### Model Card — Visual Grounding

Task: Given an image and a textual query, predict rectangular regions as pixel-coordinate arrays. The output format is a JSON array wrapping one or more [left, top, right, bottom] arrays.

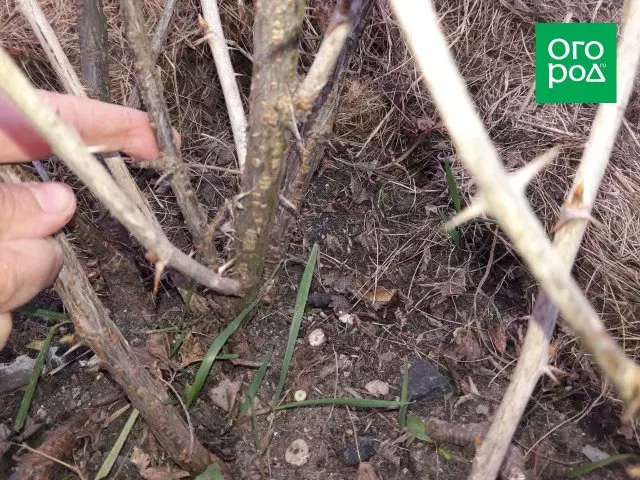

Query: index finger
[[0, 90, 165, 163]]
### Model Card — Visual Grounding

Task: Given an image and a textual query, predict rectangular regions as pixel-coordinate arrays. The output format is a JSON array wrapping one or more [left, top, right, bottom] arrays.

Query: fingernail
[[28, 183, 75, 215]]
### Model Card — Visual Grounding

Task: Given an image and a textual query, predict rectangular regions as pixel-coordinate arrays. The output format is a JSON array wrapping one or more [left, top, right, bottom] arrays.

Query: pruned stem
[[0, 46, 239, 295], [17, 0, 162, 232], [234, 0, 305, 291], [468, 3, 640, 479], [391, 0, 640, 453], [0, 165, 229, 476], [200, 0, 248, 170], [120, 0, 208, 246]]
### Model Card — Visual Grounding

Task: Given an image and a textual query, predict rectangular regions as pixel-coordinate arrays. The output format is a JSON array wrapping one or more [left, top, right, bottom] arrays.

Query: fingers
[[0, 313, 11, 351], [0, 238, 63, 314], [0, 183, 76, 240], [0, 90, 174, 163]]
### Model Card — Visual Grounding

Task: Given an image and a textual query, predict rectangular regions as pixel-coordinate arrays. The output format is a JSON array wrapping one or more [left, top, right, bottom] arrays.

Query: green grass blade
[[195, 463, 225, 480], [184, 293, 263, 408], [15, 321, 69, 431], [398, 362, 409, 427], [15, 306, 69, 322], [443, 161, 461, 213], [565, 453, 636, 478], [95, 408, 139, 480], [273, 397, 407, 411], [273, 244, 318, 404], [170, 330, 187, 358], [407, 414, 431, 442], [241, 346, 273, 415], [170, 281, 195, 358]]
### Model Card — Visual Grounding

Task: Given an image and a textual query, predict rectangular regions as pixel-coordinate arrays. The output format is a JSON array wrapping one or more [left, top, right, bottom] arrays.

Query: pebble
[[307, 329, 326, 347], [343, 436, 376, 465], [365, 380, 390, 397], [294, 390, 307, 402], [285, 439, 310, 466], [407, 359, 453, 402]]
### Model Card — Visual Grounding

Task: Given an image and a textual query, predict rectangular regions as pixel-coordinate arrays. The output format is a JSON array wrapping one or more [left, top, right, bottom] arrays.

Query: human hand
[[0, 90, 164, 349]]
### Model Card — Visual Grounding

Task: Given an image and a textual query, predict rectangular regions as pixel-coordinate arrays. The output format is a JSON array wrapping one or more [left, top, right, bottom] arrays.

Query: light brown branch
[[126, 0, 180, 109], [0, 46, 239, 295], [16, 0, 162, 232], [200, 0, 248, 170], [468, 4, 640, 479], [293, 1, 353, 114], [234, 0, 305, 291], [391, 0, 640, 463], [120, 0, 208, 246]]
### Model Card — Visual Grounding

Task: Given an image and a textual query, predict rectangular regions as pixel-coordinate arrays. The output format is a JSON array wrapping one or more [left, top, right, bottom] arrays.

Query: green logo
[[535, 23, 617, 104]]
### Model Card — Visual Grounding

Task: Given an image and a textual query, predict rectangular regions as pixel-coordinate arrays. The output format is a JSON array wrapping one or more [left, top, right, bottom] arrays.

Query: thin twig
[[200, 0, 248, 170], [120, 0, 208, 247], [13, 442, 87, 480], [468, 3, 640, 479], [0, 47, 239, 295], [126, 0, 180, 109], [391, 0, 640, 447], [16, 0, 162, 231], [293, 1, 354, 114]]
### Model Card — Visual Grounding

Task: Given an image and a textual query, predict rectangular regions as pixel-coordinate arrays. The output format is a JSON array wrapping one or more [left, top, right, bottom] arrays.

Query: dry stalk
[[293, 1, 354, 114], [0, 165, 229, 476], [234, 0, 305, 291], [17, 0, 161, 231], [468, 3, 640, 479], [200, 0, 248, 171], [0, 46, 239, 295], [120, 0, 208, 246], [390, 0, 640, 451]]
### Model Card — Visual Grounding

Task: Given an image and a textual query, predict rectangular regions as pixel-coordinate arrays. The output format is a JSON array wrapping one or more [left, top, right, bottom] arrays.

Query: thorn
[[153, 260, 168, 296], [511, 146, 560, 191], [444, 198, 486, 230], [552, 207, 605, 233], [540, 365, 566, 385]]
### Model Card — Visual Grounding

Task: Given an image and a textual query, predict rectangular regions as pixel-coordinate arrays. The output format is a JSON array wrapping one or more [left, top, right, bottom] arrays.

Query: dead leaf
[[627, 464, 640, 478], [355, 232, 376, 253], [446, 329, 483, 362], [617, 422, 635, 441], [131, 446, 189, 480], [146, 333, 171, 362], [179, 333, 207, 367], [208, 376, 242, 412], [361, 285, 397, 310], [488, 325, 507, 354], [356, 462, 380, 480]]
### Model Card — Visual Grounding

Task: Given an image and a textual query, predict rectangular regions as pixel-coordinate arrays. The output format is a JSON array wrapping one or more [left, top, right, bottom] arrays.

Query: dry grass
[[1, 0, 639, 406]]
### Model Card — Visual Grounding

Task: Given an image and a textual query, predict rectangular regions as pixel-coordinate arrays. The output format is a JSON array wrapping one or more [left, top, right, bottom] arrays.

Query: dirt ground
[[1, 0, 640, 479]]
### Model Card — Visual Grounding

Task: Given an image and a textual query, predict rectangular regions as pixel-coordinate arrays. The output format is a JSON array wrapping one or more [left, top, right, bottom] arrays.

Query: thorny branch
[[120, 0, 209, 249], [0, 165, 229, 476], [200, 0, 248, 170], [391, 0, 640, 474], [17, 0, 162, 232], [0, 46, 239, 295], [468, 3, 640, 479]]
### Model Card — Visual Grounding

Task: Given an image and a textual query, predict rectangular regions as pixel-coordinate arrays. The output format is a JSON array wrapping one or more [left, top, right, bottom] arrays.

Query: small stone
[[365, 380, 390, 397], [308, 329, 326, 347], [0, 423, 10, 440], [294, 390, 307, 402], [475, 404, 490, 416], [343, 436, 376, 465], [407, 359, 453, 402], [339, 313, 355, 325], [307, 292, 334, 309], [285, 439, 310, 466], [582, 444, 609, 462]]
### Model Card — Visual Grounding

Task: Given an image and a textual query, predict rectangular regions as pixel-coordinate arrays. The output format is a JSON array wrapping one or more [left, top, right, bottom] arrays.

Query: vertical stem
[[78, 0, 110, 102], [234, 0, 305, 291]]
